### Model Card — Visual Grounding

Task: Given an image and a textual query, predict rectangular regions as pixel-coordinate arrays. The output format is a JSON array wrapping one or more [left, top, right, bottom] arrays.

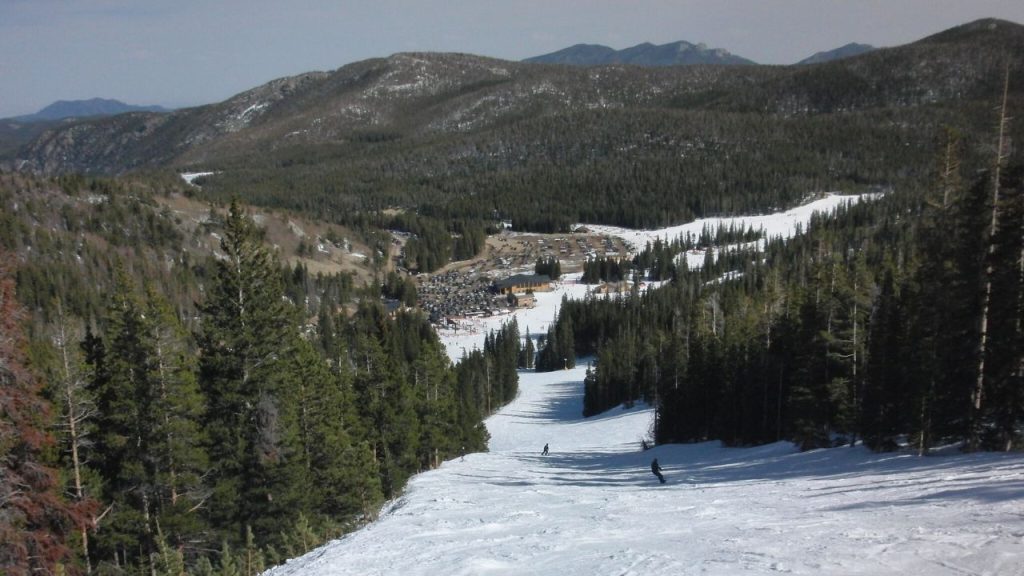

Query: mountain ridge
[[11, 97, 170, 122], [797, 42, 876, 65], [524, 40, 756, 66], [3, 18, 1022, 232], [9, 18, 1021, 177]]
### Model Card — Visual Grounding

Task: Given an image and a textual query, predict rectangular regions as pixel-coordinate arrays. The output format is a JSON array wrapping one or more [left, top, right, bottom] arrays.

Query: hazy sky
[[2, 0, 1023, 118]]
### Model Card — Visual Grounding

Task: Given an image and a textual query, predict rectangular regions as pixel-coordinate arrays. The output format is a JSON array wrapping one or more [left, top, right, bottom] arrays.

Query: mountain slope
[[265, 279, 1024, 576], [0, 172, 377, 326], [797, 42, 875, 65], [524, 40, 755, 66], [12, 18, 1022, 177], [6, 19, 1023, 232]]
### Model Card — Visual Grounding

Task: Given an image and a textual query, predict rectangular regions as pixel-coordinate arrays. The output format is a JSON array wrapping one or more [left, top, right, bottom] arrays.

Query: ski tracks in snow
[[266, 340, 1024, 575]]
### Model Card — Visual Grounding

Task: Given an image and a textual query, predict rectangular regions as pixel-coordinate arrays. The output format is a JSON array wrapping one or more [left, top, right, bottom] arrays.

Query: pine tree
[[290, 338, 381, 519], [143, 285, 209, 555], [983, 160, 1024, 450], [823, 254, 873, 445], [413, 343, 457, 469], [90, 263, 157, 569], [197, 200, 305, 545], [861, 265, 906, 450]]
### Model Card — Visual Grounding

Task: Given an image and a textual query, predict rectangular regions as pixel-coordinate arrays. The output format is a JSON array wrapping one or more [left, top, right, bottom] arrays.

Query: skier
[[651, 458, 665, 484], [542, 443, 549, 456]]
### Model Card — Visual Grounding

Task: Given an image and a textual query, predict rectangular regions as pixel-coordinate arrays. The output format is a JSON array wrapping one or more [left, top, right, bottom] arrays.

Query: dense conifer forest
[[537, 123, 1024, 454], [0, 177, 523, 574]]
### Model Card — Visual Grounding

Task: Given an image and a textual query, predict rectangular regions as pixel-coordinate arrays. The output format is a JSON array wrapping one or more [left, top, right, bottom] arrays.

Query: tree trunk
[[970, 65, 1010, 451]]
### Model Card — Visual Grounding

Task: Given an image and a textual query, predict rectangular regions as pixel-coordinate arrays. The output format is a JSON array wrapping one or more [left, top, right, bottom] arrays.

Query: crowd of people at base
[[539, 442, 666, 484], [417, 271, 510, 325]]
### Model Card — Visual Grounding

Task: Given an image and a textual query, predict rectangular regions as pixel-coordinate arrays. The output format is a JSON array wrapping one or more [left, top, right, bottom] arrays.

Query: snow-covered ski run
[[267, 359, 1022, 575], [267, 199, 1023, 575], [267, 287, 1022, 575]]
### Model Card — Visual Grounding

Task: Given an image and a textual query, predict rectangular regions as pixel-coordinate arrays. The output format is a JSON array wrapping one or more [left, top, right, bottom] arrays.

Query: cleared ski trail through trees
[[267, 204, 1024, 576], [268, 360, 1023, 575]]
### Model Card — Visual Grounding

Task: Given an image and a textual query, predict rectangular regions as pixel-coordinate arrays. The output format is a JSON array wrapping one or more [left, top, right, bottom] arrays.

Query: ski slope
[[266, 197, 1024, 575], [268, 362, 1023, 575]]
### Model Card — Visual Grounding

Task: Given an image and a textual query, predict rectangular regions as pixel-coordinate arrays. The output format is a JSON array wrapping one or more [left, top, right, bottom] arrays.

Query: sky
[[3, 0, 1024, 118]]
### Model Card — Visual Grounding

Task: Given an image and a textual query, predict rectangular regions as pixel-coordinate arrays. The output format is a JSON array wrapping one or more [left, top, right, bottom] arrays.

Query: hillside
[[0, 172, 377, 327], [0, 99, 172, 157], [5, 19, 1022, 233]]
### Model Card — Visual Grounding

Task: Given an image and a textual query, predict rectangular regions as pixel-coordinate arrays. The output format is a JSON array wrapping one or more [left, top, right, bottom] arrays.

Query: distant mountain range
[[4, 17, 1021, 200], [797, 43, 876, 65], [12, 98, 170, 123], [524, 41, 755, 66], [523, 40, 879, 68]]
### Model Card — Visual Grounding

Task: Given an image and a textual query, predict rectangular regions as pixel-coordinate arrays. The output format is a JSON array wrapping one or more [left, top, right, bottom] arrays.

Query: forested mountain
[[11, 98, 171, 123], [0, 100, 171, 158], [523, 40, 755, 66], [5, 19, 1021, 238]]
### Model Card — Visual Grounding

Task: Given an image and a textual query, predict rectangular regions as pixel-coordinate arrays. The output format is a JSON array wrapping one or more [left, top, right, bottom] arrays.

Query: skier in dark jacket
[[651, 458, 665, 484], [542, 443, 549, 456]]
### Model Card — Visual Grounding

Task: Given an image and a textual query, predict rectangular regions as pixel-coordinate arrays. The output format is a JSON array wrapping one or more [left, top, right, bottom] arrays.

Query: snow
[[265, 195, 1023, 576], [179, 171, 216, 186], [239, 102, 268, 118], [436, 276, 591, 363], [267, 363, 1024, 575], [584, 193, 873, 268]]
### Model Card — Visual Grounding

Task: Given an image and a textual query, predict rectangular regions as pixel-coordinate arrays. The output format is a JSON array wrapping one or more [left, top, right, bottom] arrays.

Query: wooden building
[[492, 273, 551, 295]]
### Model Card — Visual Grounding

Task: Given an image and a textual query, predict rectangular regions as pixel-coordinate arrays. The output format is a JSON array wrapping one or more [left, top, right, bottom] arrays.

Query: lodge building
[[492, 273, 552, 295]]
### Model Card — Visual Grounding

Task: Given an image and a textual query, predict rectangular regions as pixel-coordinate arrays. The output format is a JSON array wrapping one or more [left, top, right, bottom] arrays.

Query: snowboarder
[[542, 443, 549, 456], [651, 458, 665, 484], [641, 439, 649, 451]]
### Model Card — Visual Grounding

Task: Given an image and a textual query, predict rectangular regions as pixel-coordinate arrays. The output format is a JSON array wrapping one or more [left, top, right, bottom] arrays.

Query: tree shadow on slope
[[452, 450, 677, 489], [672, 441, 1024, 499], [505, 374, 650, 424], [470, 439, 1024, 507]]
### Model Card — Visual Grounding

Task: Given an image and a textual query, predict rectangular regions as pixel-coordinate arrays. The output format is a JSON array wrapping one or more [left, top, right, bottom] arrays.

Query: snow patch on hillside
[[179, 171, 217, 187], [583, 193, 872, 261]]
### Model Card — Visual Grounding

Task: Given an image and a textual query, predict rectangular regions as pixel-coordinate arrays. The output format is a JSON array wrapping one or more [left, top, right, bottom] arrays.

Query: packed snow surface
[[585, 193, 872, 269], [584, 193, 867, 254], [266, 196, 1023, 576]]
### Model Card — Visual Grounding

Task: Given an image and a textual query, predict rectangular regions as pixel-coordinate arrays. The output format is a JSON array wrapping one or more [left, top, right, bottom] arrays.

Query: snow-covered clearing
[[179, 171, 217, 186], [266, 196, 1023, 576], [586, 193, 872, 269], [584, 193, 868, 253]]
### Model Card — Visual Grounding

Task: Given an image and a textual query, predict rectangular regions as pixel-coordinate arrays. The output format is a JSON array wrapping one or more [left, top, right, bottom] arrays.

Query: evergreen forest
[[537, 123, 1024, 455], [0, 180, 524, 575]]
